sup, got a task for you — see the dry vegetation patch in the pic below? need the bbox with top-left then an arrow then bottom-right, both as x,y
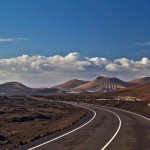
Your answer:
0,96 -> 87,150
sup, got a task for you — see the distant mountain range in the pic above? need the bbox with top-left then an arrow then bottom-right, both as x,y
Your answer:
129,77 -> 150,85
0,76 -> 150,95
52,79 -> 89,91
103,83 -> 150,100
72,76 -> 132,92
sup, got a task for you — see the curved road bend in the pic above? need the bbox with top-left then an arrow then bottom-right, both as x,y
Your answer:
15,100 -> 150,150
84,103 -> 150,150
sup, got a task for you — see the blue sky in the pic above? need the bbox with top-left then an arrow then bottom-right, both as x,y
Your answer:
0,0 -> 150,87
0,0 -> 150,59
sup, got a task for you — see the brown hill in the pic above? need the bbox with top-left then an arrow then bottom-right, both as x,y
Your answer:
0,82 -> 33,95
0,82 -> 66,95
73,76 -> 133,92
104,83 -> 150,100
52,79 -> 89,91
129,77 -> 150,85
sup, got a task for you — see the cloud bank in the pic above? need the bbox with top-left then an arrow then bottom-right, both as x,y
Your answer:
0,52 -> 149,87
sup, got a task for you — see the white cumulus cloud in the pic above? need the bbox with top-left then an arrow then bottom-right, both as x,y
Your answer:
0,52 -> 149,87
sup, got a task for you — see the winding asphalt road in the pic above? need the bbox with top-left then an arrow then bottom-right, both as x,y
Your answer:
15,99 -> 150,150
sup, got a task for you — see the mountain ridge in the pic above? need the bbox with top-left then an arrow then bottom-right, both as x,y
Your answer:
129,77 -> 150,85
52,79 -> 89,91
73,76 -> 133,92
103,83 -> 150,100
0,76 -> 150,95
0,81 -> 33,95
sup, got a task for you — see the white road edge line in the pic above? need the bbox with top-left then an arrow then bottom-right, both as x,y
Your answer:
99,108 -> 121,150
87,105 -> 122,150
88,103 -> 150,121
66,102 -> 122,150
28,98 -> 149,150
28,103 -> 96,150
106,106 -> 150,121
85,103 -> 150,149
